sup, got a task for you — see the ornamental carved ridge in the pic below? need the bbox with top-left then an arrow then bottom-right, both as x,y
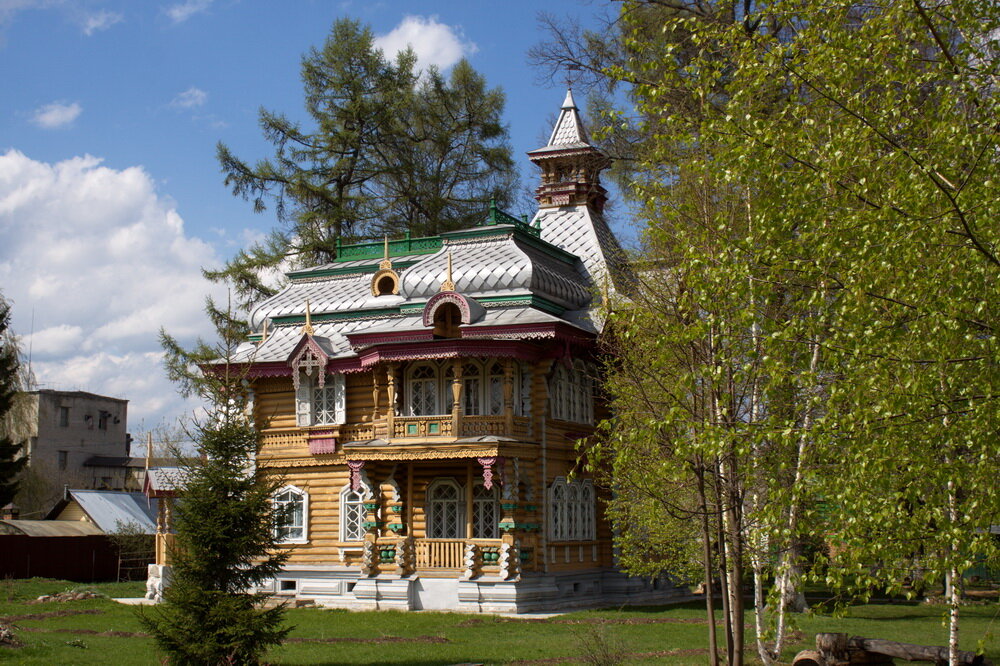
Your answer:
422,291 -> 473,327
289,336 -> 329,390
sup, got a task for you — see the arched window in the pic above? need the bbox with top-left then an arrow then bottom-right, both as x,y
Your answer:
339,485 -> 366,542
274,485 -> 308,543
462,362 -> 483,415
427,479 -> 465,538
487,362 -> 505,416
548,477 -> 596,541
472,481 -> 499,539
408,363 -> 440,416
518,363 -> 532,417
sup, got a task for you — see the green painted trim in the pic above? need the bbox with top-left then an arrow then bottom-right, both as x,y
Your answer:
334,234 -> 443,262
271,308 -> 403,326
247,333 -> 263,342
287,259 -> 421,281
474,294 -> 565,315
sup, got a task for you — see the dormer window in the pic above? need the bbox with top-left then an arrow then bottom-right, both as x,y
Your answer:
371,269 -> 399,297
432,302 -> 461,339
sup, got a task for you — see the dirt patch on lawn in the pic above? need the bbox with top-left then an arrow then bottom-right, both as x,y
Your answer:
0,609 -> 105,623
459,616 -> 707,628
286,635 -> 449,644
508,648 -> 709,664
18,627 -> 149,638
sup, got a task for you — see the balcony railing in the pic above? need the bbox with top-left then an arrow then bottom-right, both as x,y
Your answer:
411,538 -> 502,569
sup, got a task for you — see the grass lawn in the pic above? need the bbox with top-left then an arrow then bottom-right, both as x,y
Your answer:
1,578 -> 998,664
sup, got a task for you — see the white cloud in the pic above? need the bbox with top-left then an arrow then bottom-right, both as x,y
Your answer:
171,87 -> 207,109
0,149 -> 224,429
164,0 -> 211,24
374,15 -> 477,72
81,9 -> 122,35
30,101 -> 81,129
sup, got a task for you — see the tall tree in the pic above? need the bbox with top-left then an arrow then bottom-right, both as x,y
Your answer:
211,18 -> 516,313
0,296 -> 28,507
595,1 -> 1000,664
139,364 -> 290,665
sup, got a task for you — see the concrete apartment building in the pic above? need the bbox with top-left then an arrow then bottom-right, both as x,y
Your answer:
16,390 -> 132,515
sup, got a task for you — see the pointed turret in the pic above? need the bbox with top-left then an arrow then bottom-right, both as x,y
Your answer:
528,90 -> 626,302
527,88 -> 611,212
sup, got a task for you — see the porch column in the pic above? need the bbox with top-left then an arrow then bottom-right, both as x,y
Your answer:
451,359 -> 463,437
503,359 -> 515,434
465,462 -> 474,540
372,367 -> 381,421
385,363 -> 397,439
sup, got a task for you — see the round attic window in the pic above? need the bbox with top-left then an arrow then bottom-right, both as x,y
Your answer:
371,269 -> 399,297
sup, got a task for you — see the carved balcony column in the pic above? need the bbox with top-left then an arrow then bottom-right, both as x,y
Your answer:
451,359 -> 463,437
503,358 -> 515,434
372,367 -> 382,422
385,363 -> 398,438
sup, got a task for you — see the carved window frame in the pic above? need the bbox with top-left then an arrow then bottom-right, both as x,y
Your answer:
274,484 -> 309,544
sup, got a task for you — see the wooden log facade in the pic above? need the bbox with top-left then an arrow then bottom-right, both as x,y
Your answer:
153,90 -> 688,612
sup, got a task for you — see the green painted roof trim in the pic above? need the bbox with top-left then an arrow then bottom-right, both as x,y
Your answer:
287,259 -> 421,281
271,307 -> 403,326
333,233 -> 443,262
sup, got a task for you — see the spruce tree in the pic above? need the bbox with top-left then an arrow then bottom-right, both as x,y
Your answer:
139,374 -> 290,665
0,298 -> 27,507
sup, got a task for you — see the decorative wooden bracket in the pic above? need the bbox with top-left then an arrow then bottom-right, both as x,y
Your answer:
477,456 -> 506,490
347,460 -> 366,492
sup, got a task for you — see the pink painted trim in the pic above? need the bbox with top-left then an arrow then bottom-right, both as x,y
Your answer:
347,460 -> 365,491
308,438 -> 337,455
423,291 -> 472,326
355,340 -> 545,368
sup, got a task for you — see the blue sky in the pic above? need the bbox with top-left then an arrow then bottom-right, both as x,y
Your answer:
0,0 -> 622,433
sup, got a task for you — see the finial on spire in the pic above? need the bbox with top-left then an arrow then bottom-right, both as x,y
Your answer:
440,252 -> 456,292
379,235 -> 392,270
302,299 -> 315,336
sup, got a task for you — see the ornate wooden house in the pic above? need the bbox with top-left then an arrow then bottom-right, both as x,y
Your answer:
216,91 -> 683,612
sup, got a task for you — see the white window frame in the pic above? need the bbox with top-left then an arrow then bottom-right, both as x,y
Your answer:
472,480 -> 500,539
548,477 -> 596,542
407,362 -> 442,416
426,478 -> 466,539
295,373 -> 346,427
339,484 -> 367,542
549,362 -> 594,425
274,484 -> 309,544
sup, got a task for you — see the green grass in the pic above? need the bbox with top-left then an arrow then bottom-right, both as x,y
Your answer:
1,578 -> 998,664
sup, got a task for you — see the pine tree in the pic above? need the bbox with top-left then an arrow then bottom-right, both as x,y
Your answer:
139,374 -> 290,665
0,297 -> 27,507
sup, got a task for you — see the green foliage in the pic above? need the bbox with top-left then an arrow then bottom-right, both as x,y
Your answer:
213,18 -> 516,312
139,381 -> 290,664
0,295 -> 28,507
593,0 -> 1000,661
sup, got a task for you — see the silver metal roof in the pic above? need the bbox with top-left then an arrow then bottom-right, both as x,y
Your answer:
399,233 -> 590,308
0,519 -> 106,537
532,205 -> 627,292
65,490 -> 159,534
547,89 -> 590,146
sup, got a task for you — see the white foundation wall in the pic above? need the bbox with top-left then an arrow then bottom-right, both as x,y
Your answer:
256,566 -> 692,613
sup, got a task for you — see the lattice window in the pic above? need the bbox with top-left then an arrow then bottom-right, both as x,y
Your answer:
548,477 -> 595,541
488,362 -> 505,416
340,485 -> 366,542
427,478 -> 465,538
274,485 -> 308,543
460,362 -> 481,415
472,481 -> 499,539
549,362 -> 594,425
519,363 -> 532,417
296,374 -> 346,427
408,363 -> 439,416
